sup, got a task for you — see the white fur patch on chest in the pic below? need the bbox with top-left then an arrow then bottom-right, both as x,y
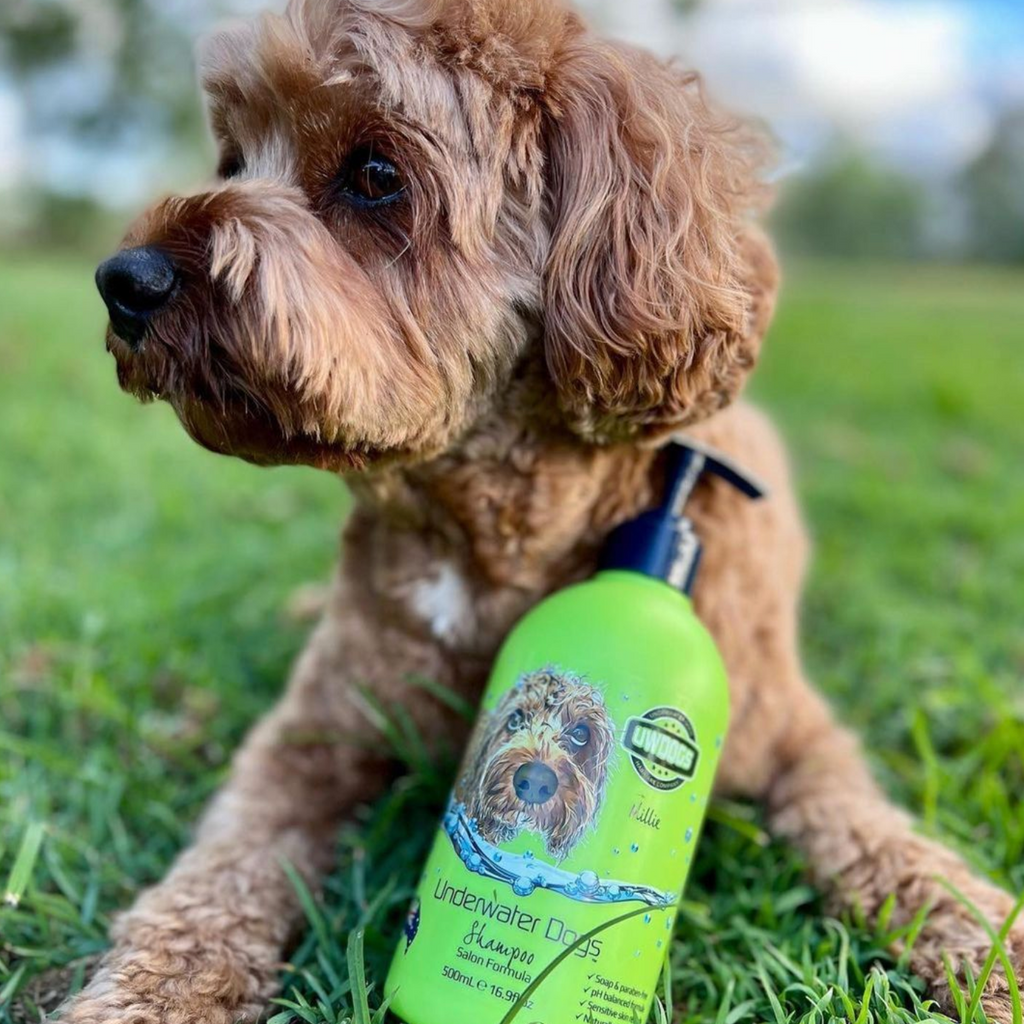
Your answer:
407,561 -> 472,645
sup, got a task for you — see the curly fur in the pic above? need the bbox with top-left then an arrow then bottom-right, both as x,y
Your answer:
457,669 -> 614,858
67,0 -> 1024,1022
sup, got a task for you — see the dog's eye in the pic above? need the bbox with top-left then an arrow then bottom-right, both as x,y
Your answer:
218,152 -> 245,180
506,710 -> 525,733
567,723 -> 591,748
339,147 -> 405,207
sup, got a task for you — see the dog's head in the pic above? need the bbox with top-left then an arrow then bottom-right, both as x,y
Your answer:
95,0 -> 777,471
458,669 -> 614,859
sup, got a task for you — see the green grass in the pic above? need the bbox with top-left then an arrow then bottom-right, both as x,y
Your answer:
1,254 -> 1022,1024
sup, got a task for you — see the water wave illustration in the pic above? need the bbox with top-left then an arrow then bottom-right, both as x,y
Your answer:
443,801 -> 676,909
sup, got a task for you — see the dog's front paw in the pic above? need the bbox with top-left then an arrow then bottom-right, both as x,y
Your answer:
56,938 -> 268,1024
57,973 -> 158,1024
982,990 -> 1020,1024
918,919 -> 1024,1024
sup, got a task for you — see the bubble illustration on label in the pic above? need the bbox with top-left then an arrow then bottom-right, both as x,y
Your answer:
443,801 -> 675,909
512,877 -> 535,897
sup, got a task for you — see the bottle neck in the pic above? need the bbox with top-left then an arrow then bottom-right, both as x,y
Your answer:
597,512 -> 704,596
596,441 -> 765,597
593,568 -> 696,608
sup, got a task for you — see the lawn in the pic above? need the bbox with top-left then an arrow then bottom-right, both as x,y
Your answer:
1,253 -> 1022,1024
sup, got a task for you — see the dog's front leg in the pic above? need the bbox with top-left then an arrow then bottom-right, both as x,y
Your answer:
694,410 -> 1023,1019
57,583 -> 462,1024
765,688 -> 1024,1020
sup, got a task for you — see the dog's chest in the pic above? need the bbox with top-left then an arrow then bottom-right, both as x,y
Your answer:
405,560 -> 473,646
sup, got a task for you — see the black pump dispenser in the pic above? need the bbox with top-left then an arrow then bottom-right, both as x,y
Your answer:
599,442 -> 767,596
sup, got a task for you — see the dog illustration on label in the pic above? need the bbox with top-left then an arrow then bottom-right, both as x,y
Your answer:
456,669 -> 615,859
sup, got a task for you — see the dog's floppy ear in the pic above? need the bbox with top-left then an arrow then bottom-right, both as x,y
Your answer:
541,36 -> 778,442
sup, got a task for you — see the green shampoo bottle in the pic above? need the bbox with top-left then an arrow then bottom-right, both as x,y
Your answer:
385,443 -> 765,1024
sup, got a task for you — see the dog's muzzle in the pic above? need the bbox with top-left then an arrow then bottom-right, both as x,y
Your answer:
513,762 -> 559,806
96,246 -> 178,348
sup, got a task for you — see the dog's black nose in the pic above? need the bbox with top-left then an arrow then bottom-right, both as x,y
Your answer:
96,246 -> 178,346
513,762 -> 559,806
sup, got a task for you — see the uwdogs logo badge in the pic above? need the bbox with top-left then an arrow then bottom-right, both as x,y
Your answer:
622,707 -> 700,791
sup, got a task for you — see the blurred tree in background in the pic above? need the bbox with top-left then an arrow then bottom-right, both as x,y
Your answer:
0,0 -> 227,249
961,109 -> 1024,264
1,0 -> 1022,264
772,144 -> 929,261
1,0 -> 200,136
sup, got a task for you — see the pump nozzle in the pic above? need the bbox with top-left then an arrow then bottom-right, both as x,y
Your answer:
599,441 -> 767,596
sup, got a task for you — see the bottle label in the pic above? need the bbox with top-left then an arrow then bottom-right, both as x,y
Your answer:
387,661 -> 724,1024
440,669 -> 679,911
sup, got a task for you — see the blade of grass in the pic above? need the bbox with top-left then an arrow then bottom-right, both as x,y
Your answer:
346,929 -> 370,1024
660,940 -> 674,1022
756,958 -> 790,1024
910,711 -> 941,831
3,822 -> 45,909
370,990 -> 396,1024
406,675 -> 477,722
714,978 -> 736,1024
941,882 -> 1024,1024
853,970 -> 876,1024
894,896 -> 936,970
0,964 -> 27,1008
281,859 -> 332,953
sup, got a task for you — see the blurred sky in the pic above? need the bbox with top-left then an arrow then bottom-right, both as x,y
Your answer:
585,0 -> 1024,179
1,0 -> 1023,208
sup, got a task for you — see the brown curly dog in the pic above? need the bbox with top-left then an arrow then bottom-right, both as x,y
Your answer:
77,0 -> 1022,1021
